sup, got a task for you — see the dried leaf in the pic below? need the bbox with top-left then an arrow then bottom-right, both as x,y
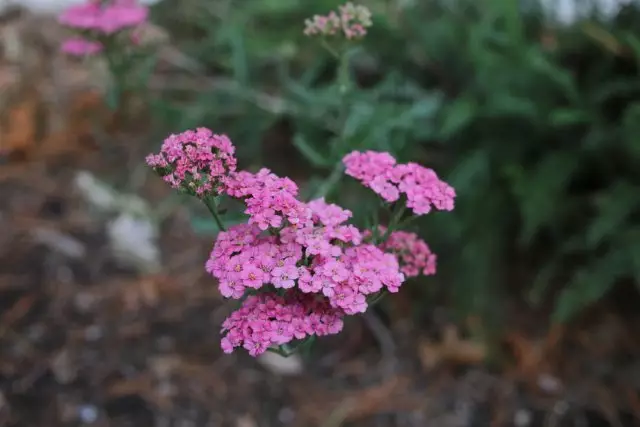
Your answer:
418,325 -> 486,370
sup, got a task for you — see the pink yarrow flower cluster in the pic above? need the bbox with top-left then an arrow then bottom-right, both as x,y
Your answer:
377,229 -> 437,277
343,150 -> 456,215
146,128 -> 237,197
221,291 -> 344,356
224,169 -> 312,230
147,130 -> 455,357
304,2 -> 372,40
61,37 -> 103,56
206,196 -> 405,320
59,0 -> 148,56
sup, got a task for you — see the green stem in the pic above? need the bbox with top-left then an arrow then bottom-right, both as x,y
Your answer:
336,48 -> 351,96
202,197 -> 226,231
380,204 -> 406,243
320,38 -> 340,59
312,162 -> 344,199
396,214 -> 418,229
367,289 -> 388,307
314,47 -> 352,200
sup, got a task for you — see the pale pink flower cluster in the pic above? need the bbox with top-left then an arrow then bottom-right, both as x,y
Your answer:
59,0 -> 148,56
343,150 -> 456,215
145,128 -> 237,197
378,229 -> 437,277
304,2 -> 372,40
221,291 -> 344,356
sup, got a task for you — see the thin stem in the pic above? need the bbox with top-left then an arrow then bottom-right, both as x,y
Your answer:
367,289 -> 388,307
380,204 -> 406,243
312,162 -> 344,199
396,214 -> 418,229
337,49 -> 351,96
320,38 -> 340,59
202,197 -> 226,231
313,46 -> 352,200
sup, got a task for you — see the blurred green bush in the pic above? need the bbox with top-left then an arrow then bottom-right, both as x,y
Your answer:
151,0 -> 640,326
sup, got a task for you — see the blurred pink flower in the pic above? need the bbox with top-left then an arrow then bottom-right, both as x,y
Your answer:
304,2 -> 372,39
60,37 -> 103,56
59,0 -> 148,35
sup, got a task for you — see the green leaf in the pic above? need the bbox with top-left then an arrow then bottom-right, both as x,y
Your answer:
439,96 -> 477,139
228,25 -> 249,84
586,182 -> 640,247
342,102 -> 375,141
528,236 -> 584,305
553,247 -> 629,323
448,150 -> 489,195
592,79 -> 640,104
623,32 -> 640,69
293,134 -> 333,167
549,108 -> 589,127
622,103 -> 640,158
515,152 -> 580,244
525,49 -> 580,103
486,93 -> 539,119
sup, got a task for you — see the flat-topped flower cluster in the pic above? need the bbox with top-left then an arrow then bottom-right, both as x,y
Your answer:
58,0 -> 148,56
146,128 -> 237,198
304,2 -> 372,40
147,127 -> 456,356
343,150 -> 456,215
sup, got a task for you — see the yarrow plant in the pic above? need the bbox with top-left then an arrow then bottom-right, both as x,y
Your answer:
58,0 -> 148,56
147,130 -> 456,357
146,3 -> 456,358
58,0 -> 154,111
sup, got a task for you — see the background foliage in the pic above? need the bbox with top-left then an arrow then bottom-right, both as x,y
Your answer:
149,0 -> 640,330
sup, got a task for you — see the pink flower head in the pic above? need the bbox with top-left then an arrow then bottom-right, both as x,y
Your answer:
100,0 -> 148,34
338,2 -> 373,39
307,198 -> 352,226
395,163 -> 456,214
220,291 -> 344,356
61,37 -> 103,56
342,150 -> 456,216
377,229 -> 437,277
271,264 -> 299,289
224,169 -> 312,230
205,196 -> 407,315
304,2 -> 372,39
146,127 -> 237,198
59,0 -> 148,35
